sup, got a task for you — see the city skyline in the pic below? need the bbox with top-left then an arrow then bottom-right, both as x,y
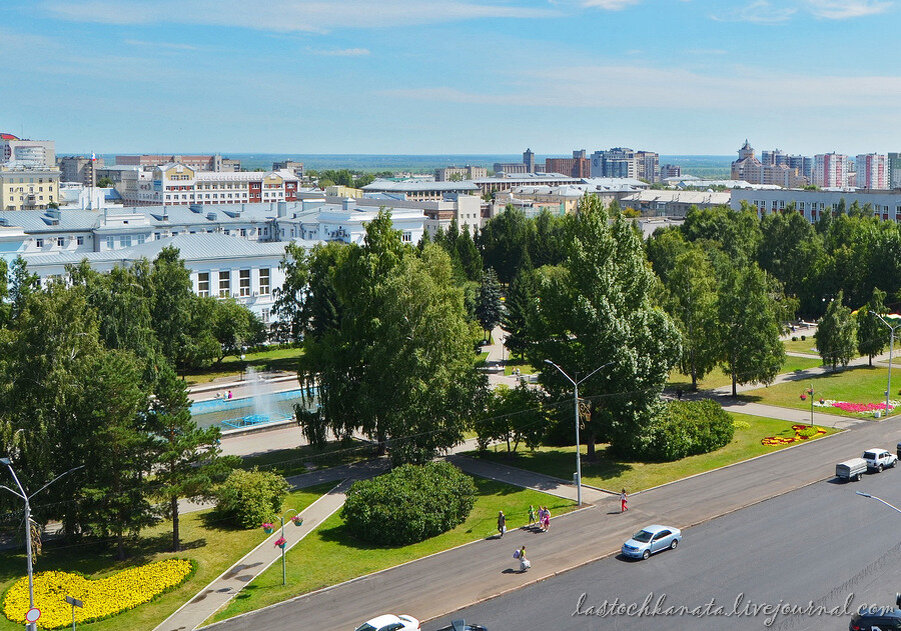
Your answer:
3,0 -> 901,154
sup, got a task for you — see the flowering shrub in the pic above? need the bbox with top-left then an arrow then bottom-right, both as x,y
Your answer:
2,559 -> 195,629
761,425 -> 827,445
273,537 -> 287,548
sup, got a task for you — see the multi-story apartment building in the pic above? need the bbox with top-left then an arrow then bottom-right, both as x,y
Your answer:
272,160 -> 304,179
732,141 -> 806,187
889,153 -> 901,189
435,165 -> 488,181
493,162 -> 529,175
813,153 -> 850,188
1,164 -> 60,210
523,149 -> 536,173
660,164 -> 682,179
138,163 -> 299,205
1,134 -> 55,167
116,154 -> 241,172
589,148 -> 659,182
545,150 -> 591,178
855,153 -> 887,189
58,155 -> 104,185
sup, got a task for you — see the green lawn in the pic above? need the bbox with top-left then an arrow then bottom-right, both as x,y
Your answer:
783,337 -> 820,355
469,414 -> 837,492
504,362 -> 537,376
181,346 -> 304,384
742,365 -> 900,419
668,356 -> 823,391
0,483 -> 334,631
208,477 -> 575,624
240,440 -> 379,477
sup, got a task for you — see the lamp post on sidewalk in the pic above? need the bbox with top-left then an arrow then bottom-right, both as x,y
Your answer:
264,508 -> 300,586
0,458 -> 84,631
872,313 -> 901,417
856,491 -> 901,515
543,360 -> 613,506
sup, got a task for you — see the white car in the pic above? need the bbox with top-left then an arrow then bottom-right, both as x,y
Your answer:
863,448 -> 897,472
354,614 -> 420,631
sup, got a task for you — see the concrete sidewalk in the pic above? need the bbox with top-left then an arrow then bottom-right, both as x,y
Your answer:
154,478 -> 355,631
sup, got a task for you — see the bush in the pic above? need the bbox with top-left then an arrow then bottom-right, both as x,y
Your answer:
215,468 -> 290,529
341,462 -> 476,546
640,400 -> 735,462
791,336 -> 798,342
801,335 -> 806,341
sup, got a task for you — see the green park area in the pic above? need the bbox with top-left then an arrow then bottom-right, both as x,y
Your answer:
181,346 -> 305,384
470,413 -> 837,492
0,484 -> 334,631
742,365 -> 900,419
208,476 -> 575,623
239,440 -> 378,478
668,355 -> 823,391
783,337 -> 820,355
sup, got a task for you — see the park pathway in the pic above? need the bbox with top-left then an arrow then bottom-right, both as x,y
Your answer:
154,478 -> 356,631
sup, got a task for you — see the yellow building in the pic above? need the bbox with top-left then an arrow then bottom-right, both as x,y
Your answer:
324,184 -> 363,198
1,165 -> 60,210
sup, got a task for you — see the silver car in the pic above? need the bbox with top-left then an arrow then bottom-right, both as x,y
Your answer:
621,524 -> 682,560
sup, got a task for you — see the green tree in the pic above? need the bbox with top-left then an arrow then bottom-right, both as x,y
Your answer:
502,263 -> 537,360
211,299 -> 266,363
667,246 -> 720,390
79,349 -> 157,559
857,288 -> 889,366
97,176 -> 114,188
474,383 -> 548,452
215,468 -> 290,529
477,206 -> 532,284
475,268 -> 503,336
717,264 -> 786,395
149,247 -> 196,366
526,196 -> 682,458
150,362 -> 237,551
455,225 -> 482,282
815,291 -> 857,370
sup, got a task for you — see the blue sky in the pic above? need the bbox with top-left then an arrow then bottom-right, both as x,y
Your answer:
2,0 -> 900,155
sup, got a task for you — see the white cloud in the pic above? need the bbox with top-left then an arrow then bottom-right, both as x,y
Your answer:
308,47 -> 370,56
803,0 -> 893,18
711,1 -> 796,24
581,0 -> 641,9
378,64 -> 901,111
42,0 -> 557,32
124,39 -> 199,51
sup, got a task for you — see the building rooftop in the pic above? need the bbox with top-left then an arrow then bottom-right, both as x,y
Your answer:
362,179 -> 479,192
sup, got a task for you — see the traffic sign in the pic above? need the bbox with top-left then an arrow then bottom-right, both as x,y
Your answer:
25,608 -> 40,623
65,596 -> 83,608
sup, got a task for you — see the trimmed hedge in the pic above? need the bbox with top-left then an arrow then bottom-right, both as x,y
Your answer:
341,462 -> 476,546
642,399 -> 735,461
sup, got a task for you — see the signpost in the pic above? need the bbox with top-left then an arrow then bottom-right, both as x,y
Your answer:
25,607 -> 40,630
65,596 -> 83,631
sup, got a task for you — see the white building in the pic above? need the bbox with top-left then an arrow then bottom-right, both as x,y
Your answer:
730,188 -> 901,223
813,153 -> 850,188
855,154 -> 887,189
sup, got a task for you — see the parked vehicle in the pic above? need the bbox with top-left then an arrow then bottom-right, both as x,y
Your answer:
896,441 -> 901,459
863,448 -> 897,472
836,458 -> 867,482
621,525 -> 682,560
849,593 -> 901,630
354,614 -> 420,631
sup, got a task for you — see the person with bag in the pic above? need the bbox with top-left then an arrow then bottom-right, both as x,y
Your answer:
497,510 -> 506,538
519,546 -> 530,572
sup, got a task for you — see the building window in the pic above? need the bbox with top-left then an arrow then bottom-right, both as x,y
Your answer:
154,232 -> 161,240
198,272 -> 210,297
259,268 -> 270,295
218,271 -> 231,298
121,235 -> 132,247
76,236 -> 84,246
137,233 -> 146,244
239,269 -> 251,297
106,236 -> 115,249
35,238 -> 44,248
57,237 -> 65,247
402,231 -> 412,242
261,308 -> 270,324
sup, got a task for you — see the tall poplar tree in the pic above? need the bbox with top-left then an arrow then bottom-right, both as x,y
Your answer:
815,290 -> 857,371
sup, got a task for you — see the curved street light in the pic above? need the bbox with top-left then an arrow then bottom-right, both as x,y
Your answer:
543,360 -> 613,506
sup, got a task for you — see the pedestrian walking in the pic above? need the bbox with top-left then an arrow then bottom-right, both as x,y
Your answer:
519,546 -> 530,572
528,504 -> 536,527
227,389 -> 233,400
542,506 -> 551,531
620,488 -> 628,513
497,510 -> 506,538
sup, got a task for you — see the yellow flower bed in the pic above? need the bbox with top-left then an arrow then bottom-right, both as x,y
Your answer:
3,558 -> 194,629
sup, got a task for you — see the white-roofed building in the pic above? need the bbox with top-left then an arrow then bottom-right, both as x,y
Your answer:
620,190 -> 731,217
141,162 -> 300,206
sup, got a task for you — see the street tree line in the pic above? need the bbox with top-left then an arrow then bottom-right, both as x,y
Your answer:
0,248 -> 256,558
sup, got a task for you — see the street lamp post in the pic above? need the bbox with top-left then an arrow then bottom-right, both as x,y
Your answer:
872,313 -> 901,417
0,458 -> 84,631
543,360 -> 613,506
856,491 -> 901,515
267,508 -> 298,586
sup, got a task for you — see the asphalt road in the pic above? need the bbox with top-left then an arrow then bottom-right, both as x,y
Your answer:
424,469 -> 901,631
206,415 -> 901,631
